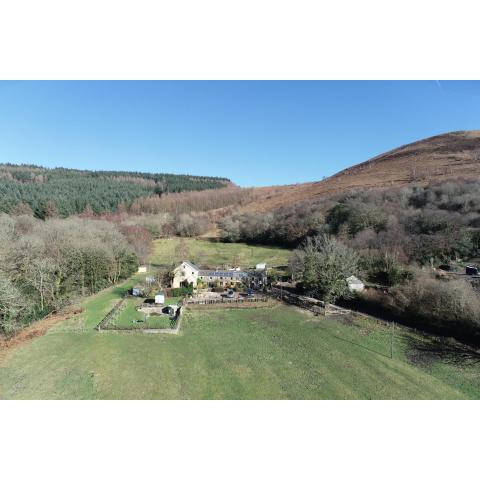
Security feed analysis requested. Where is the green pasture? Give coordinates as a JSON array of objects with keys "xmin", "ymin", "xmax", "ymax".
[
  {"xmin": 1, "ymin": 280, "xmax": 479, "ymax": 399},
  {"xmin": 151, "ymin": 237, "xmax": 291, "ymax": 269}
]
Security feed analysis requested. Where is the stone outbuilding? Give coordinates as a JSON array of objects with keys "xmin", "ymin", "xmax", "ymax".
[{"xmin": 346, "ymin": 275, "xmax": 365, "ymax": 293}]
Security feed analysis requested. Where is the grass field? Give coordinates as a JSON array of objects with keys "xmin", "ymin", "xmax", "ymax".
[
  {"xmin": 1, "ymin": 274, "xmax": 479, "ymax": 398},
  {"xmin": 151, "ymin": 237, "xmax": 291, "ymax": 268}
]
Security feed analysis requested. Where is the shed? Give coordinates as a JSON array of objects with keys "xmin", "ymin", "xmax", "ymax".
[
  {"xmin": 346, "ymin": 275, "xmax": 365, "ymax": 293},
  {"xmin": 138, "ymin": 265, "xmax": 147, "ymax": 273},
  {"xmin": 256, "ymin": 263, "xmax": 266, "ymax": 270},
  {"xmin": 154, "ymin": 292, "xmax": 165, "ymax": 304},
  {"xmin": 132, "ymin": 288, "xmax": 142, "ymax": 297}
]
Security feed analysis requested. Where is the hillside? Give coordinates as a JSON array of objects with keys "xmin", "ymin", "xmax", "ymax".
[
  {"xmin": 0, "ymin": 164, "xmax": 231, "ymax": 217},
  {"xmin": 239, "ymin": 130, "xmax": 480, "ymax": 212}
]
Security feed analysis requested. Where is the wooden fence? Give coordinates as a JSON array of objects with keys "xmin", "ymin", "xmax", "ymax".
[
  {"xmin": 96, "ymin": 298, "xmax": 126, "ymax": 331},
  {"xmin": 186, "ymin": 296, "xmax": 270, "ymax": 308},
  {"xmin": 267, "ymin": 287, "xmax": 350, "ymax": 316}
]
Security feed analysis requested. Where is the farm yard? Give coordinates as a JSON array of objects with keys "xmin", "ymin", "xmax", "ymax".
[{"xmin": 1, "ymin": 283, "xmax": 480, "ymax": 398}]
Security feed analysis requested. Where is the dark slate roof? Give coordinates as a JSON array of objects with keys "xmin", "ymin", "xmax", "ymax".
[{"xmin": 199, "ymin": 270, "xmax": 248, "ymax": 278}]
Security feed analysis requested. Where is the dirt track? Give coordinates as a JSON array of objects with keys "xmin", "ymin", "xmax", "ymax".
[{"xmin": 0, "ymin": 306, "xmax": 84, "ymax": 364}]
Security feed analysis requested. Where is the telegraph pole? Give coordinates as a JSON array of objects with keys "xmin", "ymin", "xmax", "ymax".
[{"xmin": 390, "ymin": 320, "xmax": 394, "ymax": 359}]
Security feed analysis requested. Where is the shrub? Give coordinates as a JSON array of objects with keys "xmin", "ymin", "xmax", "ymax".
[
  {"xmin": 392, "ymin": 272, "xmax": 480, "ymax": 337},
  {"xmin": 360, "ymin": 250, "xmax": 407, "ymax": 286},
  {"xmin": 170, "ymin": 285, "xmax": 193, "ymax": 297}
]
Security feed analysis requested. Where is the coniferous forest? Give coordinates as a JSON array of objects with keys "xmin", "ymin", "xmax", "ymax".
[{"xmin": 0, "ymin": 163, "xmax": 230, "ymax": 218}]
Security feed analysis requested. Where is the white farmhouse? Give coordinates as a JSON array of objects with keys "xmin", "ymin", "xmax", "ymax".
[
  {"xmin": 346, "ymin": 275, "xmax": 365, "ymax": 293},
  {"xmin": 172, "ymin": 261, "xmax": 199, "ymax": 288}
]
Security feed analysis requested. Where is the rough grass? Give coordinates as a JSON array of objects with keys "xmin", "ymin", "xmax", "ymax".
[
  {"xmin": 1, "ymin": 283, "xmax": 479, "ymax": 398},
  {"xmin": 151, "ymin": 237, "xmax": 291, "ymax": 269},
  {"xmin": 165, "ymin": 296, "xmax": 182, "ymax": 305}
]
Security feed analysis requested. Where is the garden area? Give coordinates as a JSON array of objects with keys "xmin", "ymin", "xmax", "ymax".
[
  {"xmin": 106, "ymin": 298, "xmax": 173, "ymax": 330},
  {"xmin": 100, "ymin": 296, "xmax": 179, "ymax": 330}
]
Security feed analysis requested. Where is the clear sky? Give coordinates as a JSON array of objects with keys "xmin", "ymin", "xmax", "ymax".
[{"xmin": 0, "ymin": 81, "xmax": 479, "ymax": 187}]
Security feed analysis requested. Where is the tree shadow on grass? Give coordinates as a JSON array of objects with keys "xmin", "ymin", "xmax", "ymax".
[
  {"xmin": 111, "ymin": 286, "xmax": 127, "ymax": 296},
  {"xmin": 403, "ymin": 333, "xmax": 480, "ymax": 368},
  {"xmin": 331, "ymin": 334, "xmax": 391, "ymax": 359},
  {"xmin": 315, "ymin": 315, "xmax": 391, "ymax": 359}
]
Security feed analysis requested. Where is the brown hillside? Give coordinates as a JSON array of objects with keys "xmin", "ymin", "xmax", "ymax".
[{"xmin": 240, "ymin": 130, "xmax": 480, "ymax": 213}]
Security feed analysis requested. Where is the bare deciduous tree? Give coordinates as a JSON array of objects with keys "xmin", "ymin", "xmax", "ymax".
[{"xmin": 297, "ymin": 234, "xmax": 359, "ymax": 304}]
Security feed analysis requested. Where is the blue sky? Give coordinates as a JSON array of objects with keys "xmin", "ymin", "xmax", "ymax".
[{"xmin": 0, "ymin": 81, "xmax": 479, "ymax": 187}]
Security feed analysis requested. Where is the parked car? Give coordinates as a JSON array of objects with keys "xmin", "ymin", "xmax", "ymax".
[
  {"xmin": 438, "ymin": 264, "xmax": 453, "ymax": 272},
  {"xmin": 226, "ymin": 289, "xmax": 235, "ymax": 298},
  {"xmin": 466, "ymin": 265, "xmax": 479, "ymax": 275}
]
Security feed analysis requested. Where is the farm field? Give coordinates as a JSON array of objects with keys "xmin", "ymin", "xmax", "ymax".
[
  {"xmin": 1, "ymin": 276, "xmax": 479, "ymax": 399},
  {"xmin": 151, "ymin": 237, "xmax": 291, "ymax": 269}
]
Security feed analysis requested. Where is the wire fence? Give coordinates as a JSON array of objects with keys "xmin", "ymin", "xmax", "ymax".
[
  {"xmin": 267, "ymin": 287, "xmax": 350, "ymax": 316},
  {"xmin": 186, "ymin": 297, "xmax": 269, "ymax": 305}
]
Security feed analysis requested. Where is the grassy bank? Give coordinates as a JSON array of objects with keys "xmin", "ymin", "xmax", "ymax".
[{"xmin": 151, "ymin": 237, "xmax": 291, "ymax": 268}]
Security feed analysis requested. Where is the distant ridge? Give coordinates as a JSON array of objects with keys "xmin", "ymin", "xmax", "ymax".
[{"xmin": 239, "ymin": 130, "xmax": 480, "ymax": 212}]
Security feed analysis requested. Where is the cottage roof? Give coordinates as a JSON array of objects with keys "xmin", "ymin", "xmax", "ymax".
[
  {"xmin": 179, "ymin": 261, "xmax": 199, "ymax": 271},
  {"xmin": 199, "ymin": 270, "xmax": 248, "ymax": 278}
]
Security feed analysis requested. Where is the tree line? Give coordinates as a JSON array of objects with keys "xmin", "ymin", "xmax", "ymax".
[
  {"xmin": 128, "ymin": 186, "xmax": 257, "ymax": 215},
  {"xmin": 0, "ymin": 163, "xmax": 230, "ymax": 218},
  {"xmin": 0, "ymin": 214, "xmax": 152, "ymax": 335}
]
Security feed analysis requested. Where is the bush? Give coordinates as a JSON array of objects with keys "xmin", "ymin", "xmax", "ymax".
[
  {"xmin": 391, "ymin": 272, "xmax": 480, "ymax": 339},
  {"xmin": 360, "ymin": 250, "xmax": 407, "ymax": 286},
  {"xmin": 170, "ymin": 285, "xmax": 193, "ymax": 297}
]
